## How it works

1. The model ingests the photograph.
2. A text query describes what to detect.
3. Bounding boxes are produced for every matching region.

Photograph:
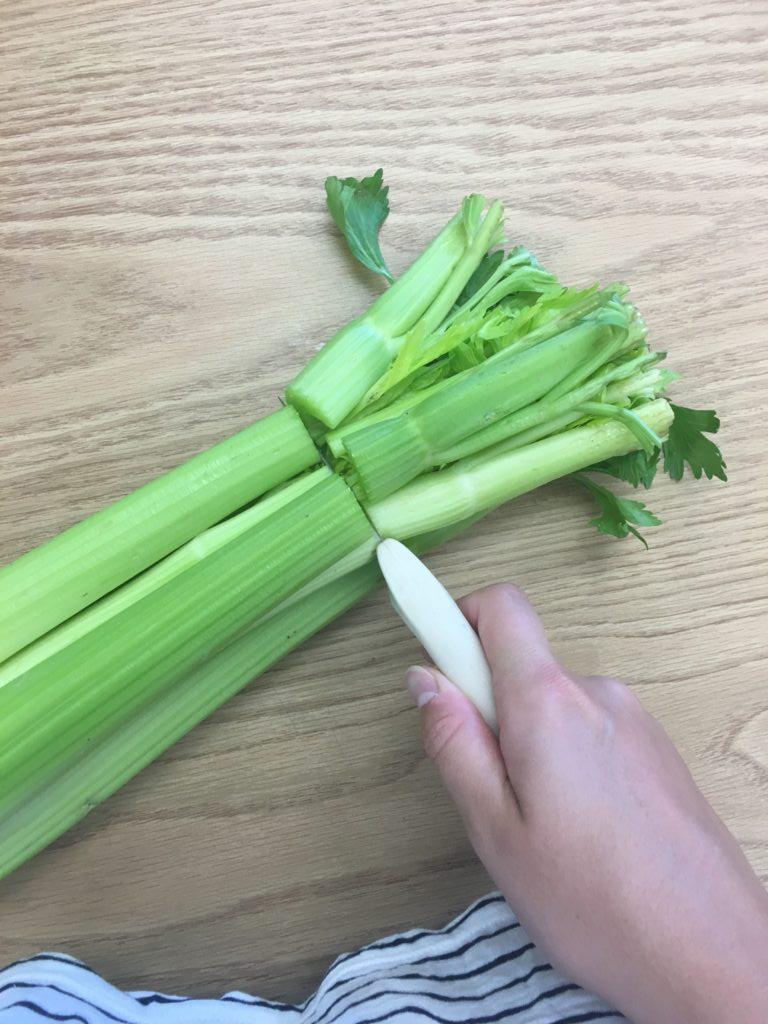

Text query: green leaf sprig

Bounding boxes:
[325,169,393,282]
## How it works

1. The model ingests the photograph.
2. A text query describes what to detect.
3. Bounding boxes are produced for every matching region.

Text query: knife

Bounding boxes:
[278,398,497,732]
[377,539,498,734]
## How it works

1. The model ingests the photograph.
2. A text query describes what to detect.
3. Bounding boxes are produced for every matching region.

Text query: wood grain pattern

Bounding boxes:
[1,0,767,1002]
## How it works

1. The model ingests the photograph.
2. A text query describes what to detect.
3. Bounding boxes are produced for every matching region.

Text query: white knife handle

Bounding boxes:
[376,539,498,734]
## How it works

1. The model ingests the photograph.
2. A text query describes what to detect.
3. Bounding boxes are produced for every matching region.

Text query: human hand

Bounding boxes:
[406,584,768,1024]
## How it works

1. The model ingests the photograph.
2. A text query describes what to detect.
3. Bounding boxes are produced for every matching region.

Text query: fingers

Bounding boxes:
[459,584,565,722]
[406,666,520,840]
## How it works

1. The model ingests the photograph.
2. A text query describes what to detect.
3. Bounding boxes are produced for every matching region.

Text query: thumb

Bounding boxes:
[406,666,520,841]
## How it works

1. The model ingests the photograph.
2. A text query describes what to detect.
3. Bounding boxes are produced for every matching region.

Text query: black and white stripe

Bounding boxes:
[0,894,625,1023]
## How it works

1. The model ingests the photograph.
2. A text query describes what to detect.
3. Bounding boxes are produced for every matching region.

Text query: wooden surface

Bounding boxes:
[1,0,767,1003]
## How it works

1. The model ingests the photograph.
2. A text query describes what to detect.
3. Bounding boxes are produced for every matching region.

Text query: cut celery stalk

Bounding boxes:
[286,212,468,427]
[409,201,505,340]
[368,399,674,538]
[0,560,382,880]
[325,375,457,460]
[356,201,506,408]
[287,198,504,429]
[0,507,480,879]
[344,317,631,502]
[0,474,374,799]
[328,282,627,448]
[476,367,677,461]
[0,406,319,664]
[0,469,330,687]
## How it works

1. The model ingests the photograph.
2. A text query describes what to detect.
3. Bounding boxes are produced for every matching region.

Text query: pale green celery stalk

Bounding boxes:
[278,509,482,604]
[325,322,645,463]
[0,406,319,664]
[368,399,674,539]
[357,263,558,413]
[408,201,504,339]
[0,474,374,801]
[331,282,626,458]
[407,281,625,407]
[286,206,472,428]
[477,410,585,454]
[0,469,329,686]
[278,536,379,604]
[330,267,605,446]
[466,366,674,459]
[343,317,631,503]
[0,510,480,879]
[325,374,458,460]
[0,560,382,880]
[610,366,678,399]
[434,351,662,464]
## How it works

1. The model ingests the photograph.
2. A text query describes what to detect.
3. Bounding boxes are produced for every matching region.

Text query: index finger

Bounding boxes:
[459,583,559,717]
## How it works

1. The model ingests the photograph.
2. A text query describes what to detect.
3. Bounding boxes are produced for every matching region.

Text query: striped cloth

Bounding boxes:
[0,893,625,1023]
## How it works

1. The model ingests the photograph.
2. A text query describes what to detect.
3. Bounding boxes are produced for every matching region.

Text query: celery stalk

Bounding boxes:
[354,201,506,411]
[0,560,381,880]
[368,399,674,538]
[0,406,319,664]
[0,168,725,884]
[0,509,479,880]
[325,375,457,460]
[343,317,631,502]
[577,402,663,455]
[286,198,503,428]
[0,474,374,799]
[434,351,662,464]
[477,367,677,459]
[0,469,330,686]
[286,212,467,427]
[409,201,504,339]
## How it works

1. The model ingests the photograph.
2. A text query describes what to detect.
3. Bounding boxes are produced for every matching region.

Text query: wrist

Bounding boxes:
[625,898,768,1024]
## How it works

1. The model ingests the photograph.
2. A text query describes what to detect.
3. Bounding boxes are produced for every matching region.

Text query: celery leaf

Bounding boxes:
[589,450,659,489]
[573,474,661,547]
[662,404,727,481]
[325,169,393,282]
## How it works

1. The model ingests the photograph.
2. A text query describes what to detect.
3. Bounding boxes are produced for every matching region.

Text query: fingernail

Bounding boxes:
[406,666,439,708]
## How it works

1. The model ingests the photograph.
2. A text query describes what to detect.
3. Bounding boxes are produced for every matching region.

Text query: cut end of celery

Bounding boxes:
[342,415,430,503]
[286,317,395,428]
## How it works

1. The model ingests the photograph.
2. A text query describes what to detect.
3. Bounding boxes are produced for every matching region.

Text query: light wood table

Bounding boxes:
[1,0,766,1003]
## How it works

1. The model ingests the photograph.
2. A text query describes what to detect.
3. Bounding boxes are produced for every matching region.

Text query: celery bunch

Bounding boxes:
[296,171,725,547]
[0,170,725,879]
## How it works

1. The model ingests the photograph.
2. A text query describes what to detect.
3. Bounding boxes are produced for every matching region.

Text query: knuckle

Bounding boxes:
[487,582,528,606]
[523,661,603,724]
[423,708,465,765]
[600,677,641,711]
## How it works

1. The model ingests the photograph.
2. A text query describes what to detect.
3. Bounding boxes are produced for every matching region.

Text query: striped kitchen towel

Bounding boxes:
[0,893,625,1023]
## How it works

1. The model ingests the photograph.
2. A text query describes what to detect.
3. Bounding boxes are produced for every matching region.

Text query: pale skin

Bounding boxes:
[405,584,768,1024]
